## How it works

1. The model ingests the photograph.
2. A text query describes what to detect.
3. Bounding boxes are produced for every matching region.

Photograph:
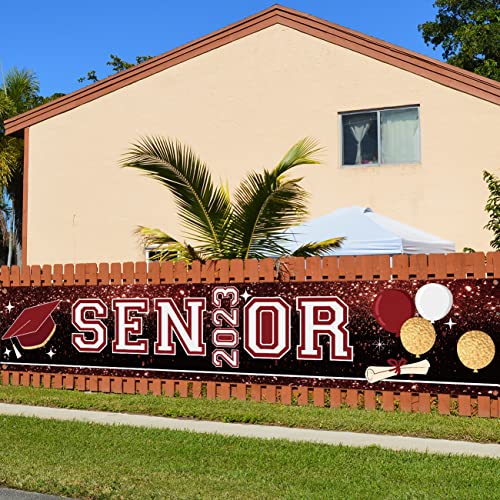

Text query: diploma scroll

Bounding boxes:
[365,359,430,383]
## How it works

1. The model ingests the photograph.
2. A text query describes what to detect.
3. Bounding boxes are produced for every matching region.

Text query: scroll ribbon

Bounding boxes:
[387,358,407,376]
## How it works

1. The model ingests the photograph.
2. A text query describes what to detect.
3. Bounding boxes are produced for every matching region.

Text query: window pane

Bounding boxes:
[342,112,378,165]
[380,108,420,164]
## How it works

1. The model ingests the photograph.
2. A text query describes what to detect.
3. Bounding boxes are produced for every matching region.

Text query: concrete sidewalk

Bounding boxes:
[0,402,498,458]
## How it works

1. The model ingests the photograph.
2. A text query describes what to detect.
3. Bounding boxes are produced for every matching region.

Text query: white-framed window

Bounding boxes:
[340,106,420,167]
[145,245,163,262]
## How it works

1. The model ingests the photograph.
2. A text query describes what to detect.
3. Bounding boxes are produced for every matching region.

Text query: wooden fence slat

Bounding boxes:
[20,265,31,286]
[357,255,373,280]
[259,258,275,282]
[235,383,247,401]
[337,256,356,281]
[177,381,188,398]
[192,381,202,398]
[122,262,134,285]
[346,390,358,409]
[31,265,41,286]
[438,394,450,415]
[391,254,409,280]
[99,377,111,393]
[313,387,325,407]
[200,260,215,283]
[10,266,20,286]
[428,254,447,279]
[477,396,491,418]
[382,391,394,411]
[230,260,244,282]
[374,255,392,280]
[251,384,261,402]
[409,254,428,279]
[244,260,259,283]
[206,382,216,399]
[458,395,471,416]
[164,380,175,397]
[486,252,500,277]
[330,388,341,408]
[74,263,86,285]
[218,383,230,400]
[265,385,277,403]
[280,386,292,405]
[147,262,160,284]
[159,261,174,284]
[187,260,201,283]
[109,263,122,284]
[173,261,188,284]
[216,260,230,283]
[305,257,322,281]
[53,264,64,286]
[285,257,305,282]
[297,386,309,406]
[321,256,339,280]
[96,263,110,285]
[364,390,376,410]
[134,262,147,284]
[491,398,498,418]
[399,392,412,412]
[85,263,97,286]
[63,264,75,285]
[0,266,10,287]
[418,392,431,414]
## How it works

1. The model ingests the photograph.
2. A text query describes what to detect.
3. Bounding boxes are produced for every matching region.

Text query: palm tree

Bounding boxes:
[122,137,343,263]
[0,67,64,265]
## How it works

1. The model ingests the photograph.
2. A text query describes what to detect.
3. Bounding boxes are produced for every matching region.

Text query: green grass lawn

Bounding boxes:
[0,384,498,443]
[0,414,498,499]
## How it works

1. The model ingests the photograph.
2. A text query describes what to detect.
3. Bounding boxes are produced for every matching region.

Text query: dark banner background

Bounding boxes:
[0,279,498,392]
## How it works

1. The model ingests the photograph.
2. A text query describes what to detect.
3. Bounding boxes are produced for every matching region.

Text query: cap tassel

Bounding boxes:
[11,341,21,359]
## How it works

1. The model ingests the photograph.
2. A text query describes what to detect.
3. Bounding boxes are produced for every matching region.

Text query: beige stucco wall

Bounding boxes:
[27,25,500,265]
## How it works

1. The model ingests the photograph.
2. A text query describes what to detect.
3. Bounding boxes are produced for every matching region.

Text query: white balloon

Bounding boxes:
[415,283,453,322]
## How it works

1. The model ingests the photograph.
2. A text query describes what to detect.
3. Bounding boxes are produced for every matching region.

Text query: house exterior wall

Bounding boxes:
[27,25,500,265]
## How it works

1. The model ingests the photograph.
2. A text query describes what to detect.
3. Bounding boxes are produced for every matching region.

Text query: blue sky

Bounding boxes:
[1,1,440,97]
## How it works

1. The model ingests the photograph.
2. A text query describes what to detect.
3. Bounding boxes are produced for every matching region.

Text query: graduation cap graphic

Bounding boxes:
[2,300,60,353]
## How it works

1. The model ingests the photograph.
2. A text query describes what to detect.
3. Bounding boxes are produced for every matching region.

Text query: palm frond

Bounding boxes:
[3,67,40,114]
[274,137,322,176]
[135,226,179,246]
[0,92,17,125]
[291,237,345,257]
[0,136,23,187]
[135,226,204,263]
[122,137,231,252]
[227,138,322,259]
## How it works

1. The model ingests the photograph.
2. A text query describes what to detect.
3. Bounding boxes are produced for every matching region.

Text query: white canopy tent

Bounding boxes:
[288,206,455,255]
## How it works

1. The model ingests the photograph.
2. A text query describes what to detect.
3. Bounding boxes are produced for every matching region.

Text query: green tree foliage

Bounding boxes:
[78,54,153,84]
[483,170,500,249]
[122,137,343,263]
[419,0,500,80]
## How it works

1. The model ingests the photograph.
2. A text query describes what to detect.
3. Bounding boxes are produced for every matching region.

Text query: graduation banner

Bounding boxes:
[0,279,497,391]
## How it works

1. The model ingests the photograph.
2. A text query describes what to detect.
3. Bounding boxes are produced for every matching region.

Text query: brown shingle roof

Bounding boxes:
[5,4,500,136]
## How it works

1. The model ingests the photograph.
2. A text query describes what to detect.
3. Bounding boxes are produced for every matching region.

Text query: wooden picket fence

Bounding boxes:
[0,251,498,286]
[0,252,498,418]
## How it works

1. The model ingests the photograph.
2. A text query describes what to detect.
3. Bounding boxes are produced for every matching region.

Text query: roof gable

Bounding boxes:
[5,4,500,136]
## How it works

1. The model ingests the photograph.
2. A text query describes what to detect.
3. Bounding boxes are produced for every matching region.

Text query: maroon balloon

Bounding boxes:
[372,289,415,335]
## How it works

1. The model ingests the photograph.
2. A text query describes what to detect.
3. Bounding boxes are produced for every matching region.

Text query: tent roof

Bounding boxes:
[288,206,455,255]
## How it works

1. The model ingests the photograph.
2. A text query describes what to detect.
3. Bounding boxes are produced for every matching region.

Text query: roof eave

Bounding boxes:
[5,4,500,136]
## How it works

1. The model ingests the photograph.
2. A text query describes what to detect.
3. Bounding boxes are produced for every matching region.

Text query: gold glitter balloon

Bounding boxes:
[457,331,495,373]
[400,317,436,357]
